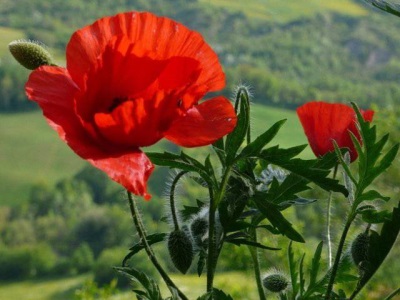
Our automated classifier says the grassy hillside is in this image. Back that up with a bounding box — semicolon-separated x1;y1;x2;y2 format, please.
0;103;309;206
199;0;368;22
0;27;24;56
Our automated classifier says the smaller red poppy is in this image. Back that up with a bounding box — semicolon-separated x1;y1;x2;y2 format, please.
296;101;374;162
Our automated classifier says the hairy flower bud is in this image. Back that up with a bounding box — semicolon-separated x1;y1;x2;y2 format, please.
262;273;289;293
190;217;208;238
167;229;194;274
8;40;54;70
351;232;370;266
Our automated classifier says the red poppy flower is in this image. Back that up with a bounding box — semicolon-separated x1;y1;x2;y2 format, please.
296;101;374;162
25;12;237;200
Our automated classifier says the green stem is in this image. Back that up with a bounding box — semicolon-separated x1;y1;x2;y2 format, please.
170;171;188;231
206;165;233;294
127;191;188;300
206;195;217;294
326;164;339;268
325;212;356;300
249;227;266;300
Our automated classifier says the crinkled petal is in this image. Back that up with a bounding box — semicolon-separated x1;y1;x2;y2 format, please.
297;101;374;162
25;66;104;159
67;12;224;92
89;151;154;200
165;96;237;147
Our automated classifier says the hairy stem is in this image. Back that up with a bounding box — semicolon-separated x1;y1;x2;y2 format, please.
249;227;266;300
169;171;188;231
325;212;356;300
326;164;339;268
207;165;232;295
127;191;188;300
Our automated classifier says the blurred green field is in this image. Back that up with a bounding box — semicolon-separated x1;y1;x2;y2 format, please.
0;103;309;206
0;272;258;300
199;0;368;22
0;27;25;57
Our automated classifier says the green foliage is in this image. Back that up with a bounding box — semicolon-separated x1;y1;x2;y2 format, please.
0;244;56;280
93;247;131;288
71;243;95;274
74;279;118;300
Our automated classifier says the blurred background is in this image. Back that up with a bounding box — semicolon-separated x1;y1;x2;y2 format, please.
1;0;400;299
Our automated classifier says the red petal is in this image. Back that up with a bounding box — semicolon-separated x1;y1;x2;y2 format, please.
25;66;102;159
67;12;224;93
165;96;237;147
296;101;374;162
89;151;154;200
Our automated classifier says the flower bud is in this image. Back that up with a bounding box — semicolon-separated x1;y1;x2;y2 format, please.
190;217;208;238
8;40;54;70
167;229;193;274
351;232;370;266
262;273;289;293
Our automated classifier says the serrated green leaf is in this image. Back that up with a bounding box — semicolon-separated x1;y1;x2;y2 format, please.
116;266;163;300
238;119;286;159
146;151;212;186
288;242;299;296
181;200;205;221
350;203;400;299
199;289;233;300
123;233;168;266
225;237;281;250
364;0;400;17
259;146;348;195
299;253;306;297
197;248;207;277
358;190;390;202
360;209;391;224
253;195;305;242
309;241;323;287
225;93;250;163
262;173;312;207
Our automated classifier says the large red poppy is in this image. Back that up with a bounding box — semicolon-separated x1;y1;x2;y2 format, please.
25;12;237;199
296;101;374;162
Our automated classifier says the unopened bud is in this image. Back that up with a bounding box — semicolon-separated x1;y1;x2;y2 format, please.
167;229;193;274
262;273;289;293
9;40;54;70
351;232;370;266
190;218;208;238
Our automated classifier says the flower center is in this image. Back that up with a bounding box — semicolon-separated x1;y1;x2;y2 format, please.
109;96;132;112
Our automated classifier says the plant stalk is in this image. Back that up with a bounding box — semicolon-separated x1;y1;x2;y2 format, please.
206;165;233;295
325;212;356;300
127;191;188;300
249;227;266;300
326;164;339;268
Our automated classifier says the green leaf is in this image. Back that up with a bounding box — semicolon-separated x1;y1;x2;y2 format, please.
309;241;323;288
358;190;390;202
351;203;400;298
225;93;250;163
146;151;214;187
123;233;168;266
197;289;233;300
197;247;207;277
225;237;281;250
299;253;306;297
116;266;162;300
364;0;400;18
181;199;205;221
361;209;392;224
253;195;305;242
238;119;286;159
256;198;304;243
288;242;299;297
259;146;348;195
